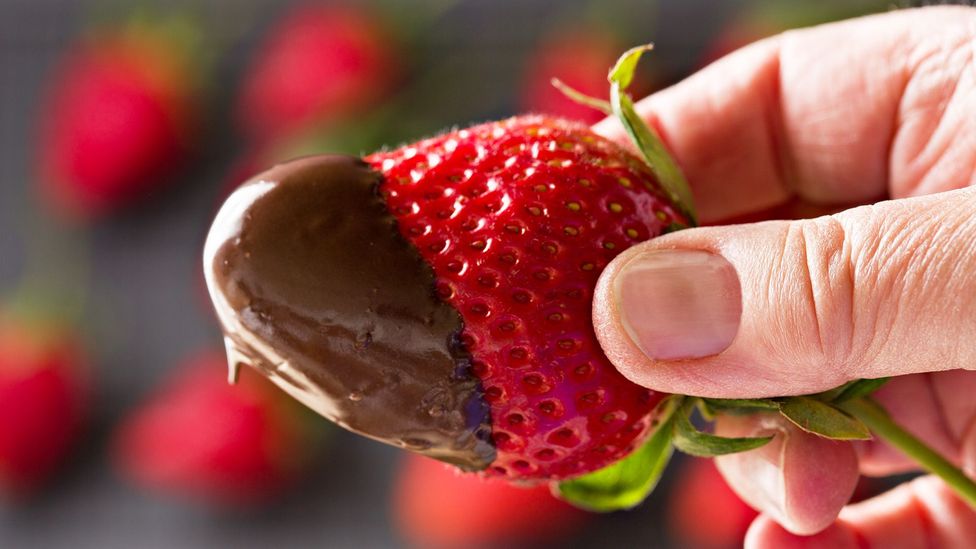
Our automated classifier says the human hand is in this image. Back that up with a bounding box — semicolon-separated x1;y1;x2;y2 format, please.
592;6;976;547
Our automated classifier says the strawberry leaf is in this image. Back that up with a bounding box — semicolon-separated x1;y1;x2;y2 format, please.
778;396;872;440
607;44;653;90
553;396;681;512
672;399;773;457
608;45;698;225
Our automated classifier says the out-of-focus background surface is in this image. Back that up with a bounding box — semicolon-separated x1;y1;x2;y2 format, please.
0;0;906;547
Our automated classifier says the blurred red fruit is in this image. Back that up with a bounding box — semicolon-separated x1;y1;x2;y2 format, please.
667;458;758;549
113;350;325;506
393;454;587;548
37;25;198;219
519;29;634;125
237;3;397;141
0;317;89;497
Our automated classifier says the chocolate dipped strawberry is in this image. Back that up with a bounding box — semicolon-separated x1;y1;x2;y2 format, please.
204;46;694;483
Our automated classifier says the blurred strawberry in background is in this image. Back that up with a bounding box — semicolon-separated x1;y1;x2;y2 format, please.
519;27;637;125
667;458;758;549
37;18;201;220
113;350;326;507
393;454;587;548
236;3;398;142
0;315;89;498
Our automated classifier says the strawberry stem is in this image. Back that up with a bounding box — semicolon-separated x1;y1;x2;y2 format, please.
840;397;976;508
550;78;612;115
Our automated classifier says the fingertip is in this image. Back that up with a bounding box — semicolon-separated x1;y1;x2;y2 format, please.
744;515;859;549
715;413;859;535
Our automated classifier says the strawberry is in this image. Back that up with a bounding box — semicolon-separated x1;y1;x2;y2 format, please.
393;454;586;548
37;22;198;219
0;316;89;497
206;111;687;484
113;350;325;506
667;458;758;549
236;4;396;141
520;29;641;124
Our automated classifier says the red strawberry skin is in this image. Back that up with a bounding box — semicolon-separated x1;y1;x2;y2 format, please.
0;319;89;497
367;115;685;480
237;4;395;141
113;351;324;506
393;454;586;548
38;31;196;219
520;30;634;124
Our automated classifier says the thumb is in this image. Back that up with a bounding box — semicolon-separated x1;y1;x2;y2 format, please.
593;186;976;397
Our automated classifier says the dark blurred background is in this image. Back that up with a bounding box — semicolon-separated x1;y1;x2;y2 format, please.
0;0;904;547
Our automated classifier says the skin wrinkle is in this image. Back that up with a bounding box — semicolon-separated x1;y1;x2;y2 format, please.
770;227;824;389
842;203;910;379
841;220;858;381
892;20;976;197
916;203;970;345
897;199;976;371
911;49;967;197
794;221;825;361
871;207;916;378
945;197;976;300
805;216;858;371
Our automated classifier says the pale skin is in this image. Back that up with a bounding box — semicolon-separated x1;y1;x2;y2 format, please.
592;6;976;547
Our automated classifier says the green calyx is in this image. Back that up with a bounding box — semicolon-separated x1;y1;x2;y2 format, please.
552;45;976;514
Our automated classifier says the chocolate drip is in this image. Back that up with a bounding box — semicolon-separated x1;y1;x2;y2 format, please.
204;154;494;470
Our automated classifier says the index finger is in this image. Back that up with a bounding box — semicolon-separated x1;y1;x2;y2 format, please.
594;6;976;223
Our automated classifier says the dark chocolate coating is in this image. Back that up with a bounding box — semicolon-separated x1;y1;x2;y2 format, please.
206;154;494;470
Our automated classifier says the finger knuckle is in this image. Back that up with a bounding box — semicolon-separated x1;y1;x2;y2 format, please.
782;216;859;372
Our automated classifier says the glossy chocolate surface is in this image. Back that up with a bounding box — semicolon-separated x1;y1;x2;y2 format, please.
203;155;494;470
